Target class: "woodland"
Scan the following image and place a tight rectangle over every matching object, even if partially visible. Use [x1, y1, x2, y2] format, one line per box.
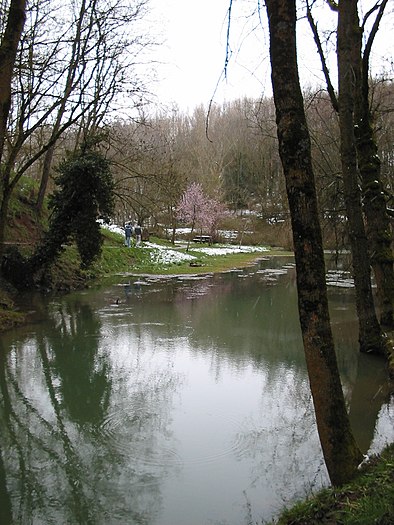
[0, 0, 393, 493]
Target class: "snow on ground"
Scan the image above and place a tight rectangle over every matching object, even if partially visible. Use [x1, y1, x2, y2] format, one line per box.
[101, 223, 269, 266]
[102, 223, 124, 235]
[191, 245, 269, 256]
[100, 224, 355, 288]
[145, 242, 269, 265]
[144, 242, 196, 264]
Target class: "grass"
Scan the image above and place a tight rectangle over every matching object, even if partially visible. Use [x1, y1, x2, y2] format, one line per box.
[1, 229, 283, 296]
[93, 229, 291, 277]
[271, 444, 394, 525]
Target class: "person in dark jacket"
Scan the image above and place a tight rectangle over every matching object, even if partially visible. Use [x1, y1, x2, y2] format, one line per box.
[124, 223, 133, 247]
[134, 224, 142, 246]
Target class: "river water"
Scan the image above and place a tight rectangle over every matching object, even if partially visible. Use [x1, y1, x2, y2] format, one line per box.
[0, 256, 392, 525]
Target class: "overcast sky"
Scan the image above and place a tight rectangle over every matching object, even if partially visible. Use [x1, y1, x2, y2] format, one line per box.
[146, 0, 393, 114]
[147, 0, 271, 112]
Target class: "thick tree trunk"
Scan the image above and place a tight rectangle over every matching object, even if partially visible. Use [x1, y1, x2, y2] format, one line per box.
[265, 0, 362, 486]
[337, 0, 387, 355]
[0, 0, 26, 265]
[0, 0, 26, 164]
[357, 114, 394, 328]
[307, 0, 393, 330]
[350, 0, 394, 328]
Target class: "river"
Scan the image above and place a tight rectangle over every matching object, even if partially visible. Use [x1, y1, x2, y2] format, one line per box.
[0, 256, 392, 525]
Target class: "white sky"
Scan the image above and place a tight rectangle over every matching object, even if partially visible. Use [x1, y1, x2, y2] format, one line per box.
[146, 0, 393, 114]
[147, 0, 271, 112]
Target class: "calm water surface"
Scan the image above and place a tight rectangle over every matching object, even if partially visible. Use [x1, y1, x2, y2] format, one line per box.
[0, 257, 393, 525]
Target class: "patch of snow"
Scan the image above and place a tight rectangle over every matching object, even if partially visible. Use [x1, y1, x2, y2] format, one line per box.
[144, 242, 196, 265]
[217, 230, 238, 239]
[256, 268, 288, 275]
[100, 222, 124, 235]
[326, 270, 355, 288]
[191, 245, 269, 255]
[164, 227, 192, 235]
[177, 275, 213, 281]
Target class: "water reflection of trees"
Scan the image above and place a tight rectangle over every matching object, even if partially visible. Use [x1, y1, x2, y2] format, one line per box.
[1, 266, 391, 524]
[348, 353, 391, 453]
[232, 368, 328, 524]
[46, 300, 111, 427]
[0, 298, 179, 524]
[174, 271, 304, 368]
[172, 268, 390, 458]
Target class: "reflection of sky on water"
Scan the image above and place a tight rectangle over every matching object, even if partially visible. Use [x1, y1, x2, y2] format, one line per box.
[0, 257, 393, 525]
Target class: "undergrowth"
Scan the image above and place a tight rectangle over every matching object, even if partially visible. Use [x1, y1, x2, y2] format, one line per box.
[272, 444, 394, 525]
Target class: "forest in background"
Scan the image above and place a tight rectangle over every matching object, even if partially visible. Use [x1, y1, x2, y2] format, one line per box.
[0, 0, 392, 255]
[8, 81, 393, 252]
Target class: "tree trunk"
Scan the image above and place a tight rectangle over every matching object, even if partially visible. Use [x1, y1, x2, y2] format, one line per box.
[357, 111, 394, 328]
[265, 0, 362, 486]
[36, 143, 55, 213]
[306, 0, 393, 331]
[337, 0, 387, 354]
[351, 0, 394, 328]
[0, 0, 26, 264]
[0, 0, 26, 164]
[0, 184, 12, 262]
[36, 0, 88, 214]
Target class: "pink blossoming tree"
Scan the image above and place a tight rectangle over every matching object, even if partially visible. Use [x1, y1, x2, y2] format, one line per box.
[176, 182, 228, 251]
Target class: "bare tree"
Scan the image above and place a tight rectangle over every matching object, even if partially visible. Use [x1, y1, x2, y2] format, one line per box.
[265, 0, 362, 485]
[0, 0, 26, 262]
[0, 0, 151, 261]
[307, 0, 394, 331]
[336, 0, 387, 353]
[108, 117, 184, 228]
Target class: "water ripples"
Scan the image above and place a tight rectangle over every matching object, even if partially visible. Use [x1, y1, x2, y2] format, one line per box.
[95, 404, 258, 470]
[97, 403, 183, 469]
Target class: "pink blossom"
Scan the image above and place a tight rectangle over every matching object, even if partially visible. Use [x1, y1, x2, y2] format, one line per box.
[176, 183, 228, 236]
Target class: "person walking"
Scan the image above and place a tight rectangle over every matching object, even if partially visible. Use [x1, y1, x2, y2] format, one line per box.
[124, 223, 133, 247]
[134, 224, 142, 246]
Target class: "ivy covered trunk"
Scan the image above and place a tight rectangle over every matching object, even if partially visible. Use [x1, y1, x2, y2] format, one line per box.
[265, 0, 362, 486]
[348, 0, 394, 329]
[337, 0, 387, 354]
[357, 117, 394, 329]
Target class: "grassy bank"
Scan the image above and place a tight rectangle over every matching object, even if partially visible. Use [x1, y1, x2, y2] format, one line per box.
[271, 443, 394, 525]
[0, 228, 286, 330]
[90, 229, 288, 277]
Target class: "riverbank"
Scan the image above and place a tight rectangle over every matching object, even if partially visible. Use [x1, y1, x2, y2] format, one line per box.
[0, 229, 284, 332]
[271, 443, 394, 525]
